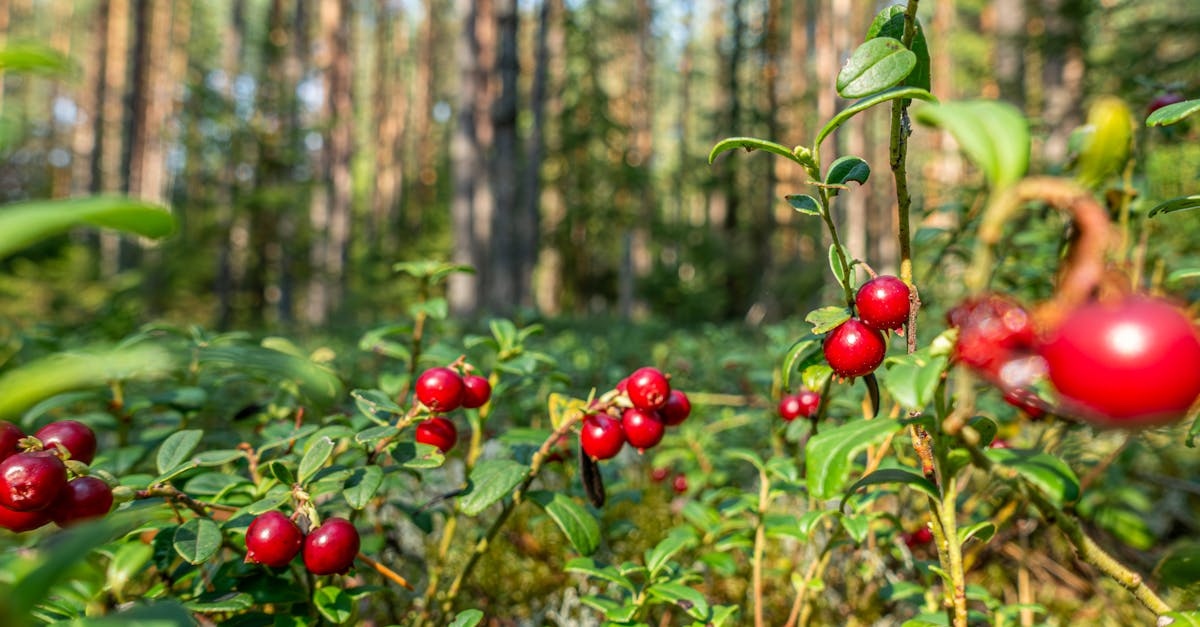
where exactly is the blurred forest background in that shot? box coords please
[1,0,1198,333]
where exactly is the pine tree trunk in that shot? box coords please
[96,0,130,276]
[520,0,553,311]
[488,0,520,312]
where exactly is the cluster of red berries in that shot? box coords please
[778,388,821,422]
[411,365,493,454]
[650,467,689,494]
[823,276,910,379]
[901,525,934,549]
[948,294,1200,428]
[579,367,691,460]
[245,511,361,576]
[0,419,112,533]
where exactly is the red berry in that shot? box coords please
[989,438,1011,450]
[579,413,625,461]
[35,420,98,465]
[650,467,670,482]
[855,276,911,331]
[778,395,804,421]
[0,503,50,532]
[780,390,821,420]
[1003,388,1047,420]
[414,367,465,412]
[0,451,68,512]
[0,422,24,463]
[626,367,670,411]
[461,375,492,409]
[245,510,304,567]
[621,408,665,451]
[947,295,1036,379]
[415,417,458,453]
[303,517,360,576]
[615,377,629,393]
[1147,93,1186,116]
[47,476,113,527]
[823,319,887,378]
[672,473,688,494]
[904,526,934,548]
[660,390,691,426]
[1037,298,1200,427]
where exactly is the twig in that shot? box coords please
[357,551,414,590]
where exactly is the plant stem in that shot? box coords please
[941,474,968,627]
[890,0,921,353]
[357,552,414,590]
[752,465,771,627]
[818,189,857,306]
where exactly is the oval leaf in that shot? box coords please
[914,100,1029,190]
[298,436,335,486]
[449,610,485,627]
[157,429,204,476]
[314,586,354,624]
[646,582,709,621]
[826,156,871,194]
[1149,195,1200,218]
[781,335,822,393]
[786,193,821,216]
[0,196,174,259]
[836,38,916,99]
[173,517,222,565]
[459,459,529,516]
[866,7,931,91]
[987,448,1080,508]
[529,490,601,556]
[839,468,939,512]
[1146,98,1200,127]
[343,465,384,510]
[815,86,937,149]
[806,306,852,335]
[709,136,813,168]
[806,418,904,500]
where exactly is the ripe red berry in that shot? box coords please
[1003,388,1047,420]
[461,375,492,409]
[0,451,68,512]
[903,526,934,548]
[35,420,98,465]
[626,367,670,411]
[1147,92,1185,116]
[415,416,458,453]
[659,390,691,426]
[823,319,887,378]
[0,503,50,532]
[303,517,360,575]
[47,476,113,528]
[621,408,665,451]
[672,473,688,494]
[947,295,1036,380]
[1037,298,1200,427]
[414,367,465,412]
[778,395,804,421]
[245,510,304,567]
[650,467,670,482]
[0,422,24,463]
[579,413,625,461]
[855,276,911,331]
[989,438,1011,450]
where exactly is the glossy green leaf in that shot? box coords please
[827,243,856,290]
[1146,98,1200,126]
[866,7,931,91]
[1167,268,1200,285]
[264,460,295,486]
[314,586,354,624]
[647,582,709,621]
[156,429,204,476]
[173,517,222,565]
[0,43,73,75]
[107,542,154,602]
[298,436,335,485]
[343,465,384,509]
[801,364,834,392]
[459,459,529,516]
[646,530,696,577]
[1075,97,1132,189]
[881,348,948,411]
[914,100,1029,189]
[198,344,343,406]
[1092,506,1153,550]
[448,610,484,627]
[807,418,904,499]
[840,468,939,512]
[781,335,822,393]
[840,512,870,543]
[1158,543,1200,589]
[0,196,174,260]
[529,490,601,556]
[390,441,446,469]
[786,193,821,216]
[987,448,1080,508]
[806,306,852,335]
[958,521,996,545]
[816,89,936,150]
[709,136,814,168]
[393,260,474,284]
[183,593,254,613]
[565,557,636,592]
[1160,612,1200,627]
[836,38,916,99]
[798,509,836,536]
[825,156,871,194]
[1149,195,1200,217]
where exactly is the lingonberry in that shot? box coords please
[1147,92,1185,116]
[778,395,805,421]
[903,526,934,548]
[579,413,625,461]
[989,439,1011,450]
[47,476,113,527]
[1038,297,1200,426]
[621,408,665,452]
[672,473,688,494]
[795,389,821,417]
[0,451,68,512]
[650,467,670,483]
[414,367,465,412]
[855,275,911,331]
[461,375,492,409]
[1003,388,1047,420]
[415,416,458,453]
[823,319,887,378]
[303,517,360,575]
[0,422,23,463]
[244,510,304,567]
[626,367,670,411]
[0,503,50,532]
[659,390,691,426]
[947,295,1036,382]
[35,420,98,465]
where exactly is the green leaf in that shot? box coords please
[1158,543,1200,589]
[0,43,74,75]
[816,86,937,149]
[0,196,174,259]
[354,424,400,445]
[987,448,1080,508]
[645,530,696,577]
[298,437,335,485]
[827,243,856,290]
[183,592,254,613]
[1075,97,1132,189]
[836,38,916,99]
[409,297,449,321]
[343,465,384,510]
[865,7,931,92]
[840,512,870,543]
[806,418,904,499]
[390,441,446,469]
[264,460,296,486]
[565,557,636,592]
[781,335,822,393]
[1160,612,1200,627]
[1092,506,1154,551]
[724,447,766,472]
[448,610,485,627]
[393,260,474,284]
[881,348,948,411]
[798,509,836,536]
[958,521,996,545]
[198,345,343,406]
[1146,98,1200,126]
[1167,268,1200,285]
[1149,195,1200,217]
[825,156,871,194]
[459,459,529,516]
[314,586,354,624]
[173,517,222,565]
[914,100,1029,190]
[156,429,204,476]
[786,193,821,216]
[529,490,601,556]
[806,306,852,335]
[801,364,834,392]
[840,468,939,512]
[646,582,709,621]
[709,136,814,168]
[107,541,154,602]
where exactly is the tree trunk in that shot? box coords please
[411,0,442,217]
[215,0,245,329]
[618,0,654,320]
[994,0,1023,104]
[520,0,554,311]
[488,0,520,312]
[533,0,565,315]
[95,0,130,276]
[1037,0,1087,166]
[748,0,783,323]
[372,0,408,257]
